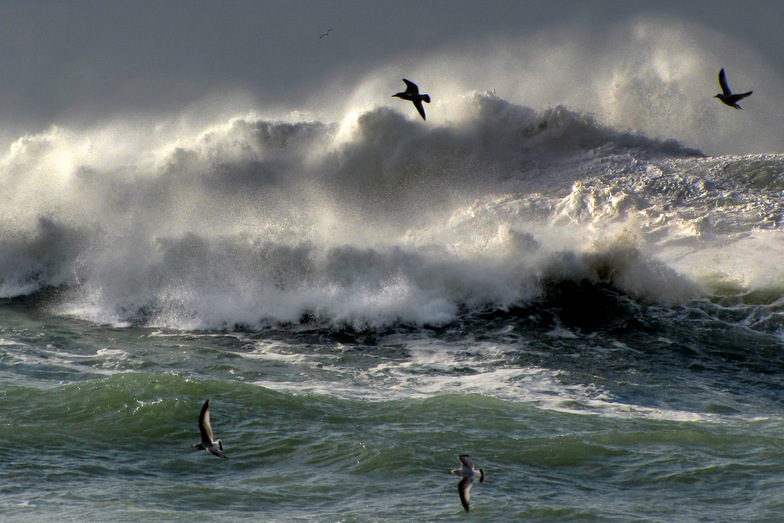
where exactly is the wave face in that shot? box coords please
[2,89,783,332]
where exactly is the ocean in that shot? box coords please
[1,84,784,521]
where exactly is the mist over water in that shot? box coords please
[318,17,784,155]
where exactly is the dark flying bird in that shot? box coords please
[392,79,431,121]
[714,68,752,109]
[193,399,227,458]
[450,454,484,513]
[320,29,333,39]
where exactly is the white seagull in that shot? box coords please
[450,454,484,513]
[392,79,430,121]
[193,399,227,458]
[714,68,752,110]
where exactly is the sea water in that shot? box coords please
[2,22,784,522]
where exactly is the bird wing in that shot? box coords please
[208,445,227,459]
[458,455,473,468]
[402,79,419,95]
[458,477,473,512]
[413,100,426,121]
[718,68,731,95]
[199,400,214,443]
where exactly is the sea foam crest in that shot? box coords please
[0,95,725,329]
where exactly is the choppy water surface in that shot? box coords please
[2,289,784,522]
[1,54,784,520]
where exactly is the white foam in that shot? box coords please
[247,338,730,423]
[0,72,780,330]
[0,341,125,377]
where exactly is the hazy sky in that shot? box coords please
[0,1,782,140]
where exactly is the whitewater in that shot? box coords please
[2,18,784,521]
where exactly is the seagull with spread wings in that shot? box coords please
[450,454,484,513]
[193,399,227,458]
[392,79,431,121]
[714,68,752,109]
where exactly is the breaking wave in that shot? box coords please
[3,13,784,331]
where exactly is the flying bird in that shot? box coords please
[450,454,484,513]
[320,29,333,39]
[193,399,227,458]
[714,68,752,109]
[392,78,431,121]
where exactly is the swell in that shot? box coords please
[2,372,782,522]
[4,371,779,450]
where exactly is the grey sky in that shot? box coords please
[0,1,782,153]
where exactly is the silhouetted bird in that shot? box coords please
[193,399,227,458]
[392,79,430,120]
[320,29,333,39]
[450,454,484,513]
[714,68,752,109]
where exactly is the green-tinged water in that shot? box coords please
[2,299,784,522]
[3,372,784,522]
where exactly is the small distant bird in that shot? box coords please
[392,79,431,121]
[450,454,484,513]
[320,29,333,39]
[193,399,227,458]
[714,68,752,109]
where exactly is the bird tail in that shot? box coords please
[422,94,431,104]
